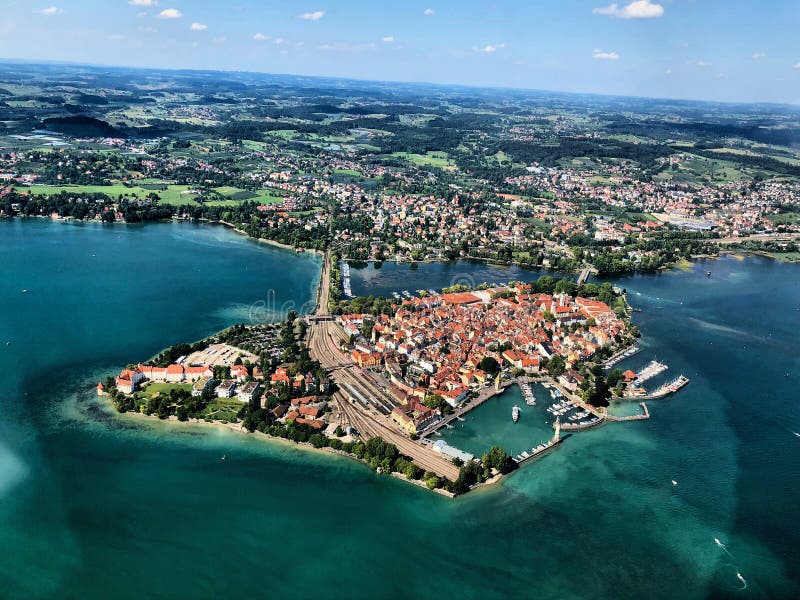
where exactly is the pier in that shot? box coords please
[515,418,562,464]
[607,402,650,422]
[559,415,606,431]
[341,261,353,298]
[631,360,668,385]
[617,374,689,401]
[641,375,689,400]
[604,345,641,370]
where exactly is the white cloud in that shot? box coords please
[129,0,157,6]
[274,38,286,45]
[300,10,324,21]
[478,43,505,53]
[593,49,620,60]
[751,52,766,60]
[794,63,800,70]
[138,25,156,33]
[382,36,394,43]
[423,8,435,15]
[665,68,672,75]
[190,22,207,31]
[253,33,269,41]
[319,41,374,53]
[34,6,62,16]
[593,1,663,19]
[108,34,125,41]
[690,59,711,67]
[157,8,182,19]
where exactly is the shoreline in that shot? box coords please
[109,397,426,483]
[217,220,324,256]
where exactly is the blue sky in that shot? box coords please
[0,1,799,103]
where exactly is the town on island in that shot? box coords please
[100,251,689,496]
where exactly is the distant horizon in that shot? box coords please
[2,57,799,110]
[1,1,798,105]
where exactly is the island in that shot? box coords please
[101,253,688,496]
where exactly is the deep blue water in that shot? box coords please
[2,221,799,599]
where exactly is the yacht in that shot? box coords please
[512,405,520,423]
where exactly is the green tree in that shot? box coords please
[547,355,566,377]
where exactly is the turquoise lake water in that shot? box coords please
[2,220,799,599]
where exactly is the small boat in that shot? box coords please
[512,405,520,423]
[672,480,678,486]
[21,289,29,293]
[706,271,711,277]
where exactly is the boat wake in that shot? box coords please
[736,572,748,590]
[714,537,735,560]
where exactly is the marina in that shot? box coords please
[641,375,690,400]
[341,261,354,298]
[604,344,641,369]
[632,360,668,385]
[520,381,536,405]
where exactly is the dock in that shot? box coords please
[632,360,668,385]
[607,402,650,422]
[515,418,562,464]
[341,261,353,298]
[604,345,641,370]
[641,375,689,400]
[559,415,606,431]
[618,374,689,401]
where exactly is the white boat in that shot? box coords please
[512,405,520,423]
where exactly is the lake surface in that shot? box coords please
[347,259,544,297]
[2,222,799,599]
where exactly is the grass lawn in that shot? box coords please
[201,399,243,421]
[332,168,363,177]
[136,382,192,399]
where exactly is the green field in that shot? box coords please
[391,151,456,170]
[13,183,285,207]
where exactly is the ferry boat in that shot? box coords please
[512,405,520,423]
